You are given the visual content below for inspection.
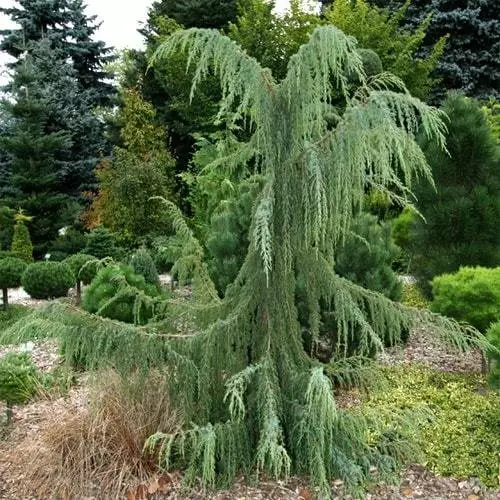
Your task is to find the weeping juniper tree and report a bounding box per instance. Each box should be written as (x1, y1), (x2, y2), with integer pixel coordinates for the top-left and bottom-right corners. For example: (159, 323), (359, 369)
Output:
(140, 27), (487, 496)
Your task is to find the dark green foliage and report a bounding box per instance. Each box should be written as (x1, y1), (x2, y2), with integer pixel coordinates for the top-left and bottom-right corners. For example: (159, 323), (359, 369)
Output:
(335, 213), (402, 302)
(0, 0), (115, 106)
(11, 219), (33, 263)
(410, 94), (500, 294)
(431, 266), (500, 333)
(357, 48), (383, 77)
(0, 206), (15, 251)
(0, 47), (75, 257)
(84, 227), (121, 260)
(0, 0), (114, 254)
(82, 264), (164, 324)
(0, 352), (37, 424)
(366, 366), (500, 487)
(151, 235), (183, 273)
(325, 0), (446, 100)
(49, 228), (87, 262)
(391, 206), (416, 251)
(63, 253), (99, 286)
(130, 248), (160, 287)
(148, 0), (241, 30)
(0, 258), (28, 310)
(22, 262), (75, 300)
(370, 0), (500, 101)
(486, 321), (500, 390)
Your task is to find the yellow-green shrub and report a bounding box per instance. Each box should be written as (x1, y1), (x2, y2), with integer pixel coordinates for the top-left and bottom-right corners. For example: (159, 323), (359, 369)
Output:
(366, 366), (500, 487)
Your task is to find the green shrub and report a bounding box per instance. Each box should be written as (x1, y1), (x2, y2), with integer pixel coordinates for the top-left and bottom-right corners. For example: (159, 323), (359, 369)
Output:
(49, 228), (87, 261)
(0, 257), (28, 310)
(22, 262), (75, 300)
(431, 266), (500, 332)
(82, 264), (161, 324)
(401, 282), (430, 309)
(486, 321), (500, 390)
(410, 94), (500, 296)
(0, 206), (15, 251)
(11, 218), (33, 262)
(151, 235), (182, 273)
(130, 247), (160, 287)
(392, 207), (417, 251)
(366, 366), (500, 488)
(335, 213), (402, 302)
(84, 226), (121, 260)
(63, 253), (99, 302)
(0, 352), (38, 424)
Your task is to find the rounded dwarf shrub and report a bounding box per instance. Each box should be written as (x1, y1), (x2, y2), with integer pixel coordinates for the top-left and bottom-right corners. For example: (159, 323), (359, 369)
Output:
(431, 266), (500, 332)
(63, 253), (99, 285)
(0, 257), (28, 309)
(130, 247), (160, 287)
(22, 262), (75, 300)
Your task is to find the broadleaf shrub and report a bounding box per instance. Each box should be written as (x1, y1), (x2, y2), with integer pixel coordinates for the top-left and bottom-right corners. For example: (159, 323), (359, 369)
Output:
(22, 262), (75, 300)
(130, 248), (160, 287)
(366, 366), (500, 488)
(431, 266), (500, 332)
(0, 257), (28, 309)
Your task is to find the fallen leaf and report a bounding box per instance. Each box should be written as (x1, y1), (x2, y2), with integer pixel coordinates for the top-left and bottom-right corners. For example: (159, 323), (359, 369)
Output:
(147, 479), (159, 495)
(299, 487), (313, 500)
(126, 491), (135, 500)
(467, 496), (481, 500)
(158, 473), (173, 493)
(402, 487), (413, 497)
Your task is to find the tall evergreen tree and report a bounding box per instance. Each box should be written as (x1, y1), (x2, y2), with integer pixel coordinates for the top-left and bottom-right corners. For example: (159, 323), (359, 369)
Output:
(409, 93), (500, 294)
(0, 48), (75, 256)
(145, 27), (481, 495)
(147, 0), (243, 30)
(370, 0), (500, 101)
(0, 0), (115, 106)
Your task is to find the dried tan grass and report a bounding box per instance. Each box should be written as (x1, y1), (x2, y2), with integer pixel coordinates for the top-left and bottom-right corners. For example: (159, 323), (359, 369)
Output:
(22, 370), (181, 499)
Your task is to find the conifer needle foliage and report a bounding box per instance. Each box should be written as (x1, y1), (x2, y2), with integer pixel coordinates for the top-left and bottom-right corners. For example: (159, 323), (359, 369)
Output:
(4, 27), (488, 497)
(146, 26), (489, 496)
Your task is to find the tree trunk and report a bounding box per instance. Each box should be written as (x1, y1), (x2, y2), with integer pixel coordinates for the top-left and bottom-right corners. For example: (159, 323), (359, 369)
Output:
(2, 287), (8, 311)
(76, 281), (81, 305)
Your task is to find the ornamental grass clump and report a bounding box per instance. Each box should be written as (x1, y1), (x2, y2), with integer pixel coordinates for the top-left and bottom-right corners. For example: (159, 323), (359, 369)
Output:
(22, 370), (181, 499)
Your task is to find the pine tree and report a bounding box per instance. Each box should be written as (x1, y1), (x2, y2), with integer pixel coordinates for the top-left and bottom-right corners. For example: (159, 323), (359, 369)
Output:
(409, 93), (500, 294)
(11, 211), (33, 262)
(145, 27), (482, 495)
